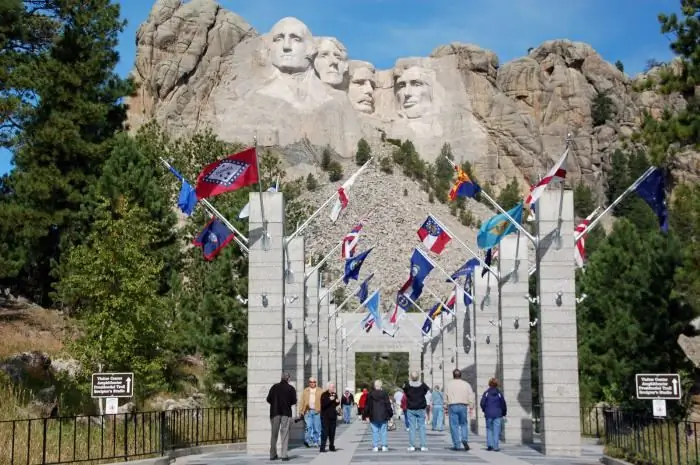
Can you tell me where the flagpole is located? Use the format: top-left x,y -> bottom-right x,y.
575,166 -> 656,241
554,136 -> 573,249
428,213 -> 499,280
158,157 -> 250,253
285,158 -> 374,245
253,137 -> 270,250
445,158 -> 536,245
328,272 -> 376,318
304,240 -> 343,281
319,275 -> 346,303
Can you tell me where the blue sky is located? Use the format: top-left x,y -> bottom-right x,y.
0,0 -> 681,176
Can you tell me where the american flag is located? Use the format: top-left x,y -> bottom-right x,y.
341,223 -> 363,259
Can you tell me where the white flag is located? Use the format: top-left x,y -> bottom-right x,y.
525,147 -> 570,205
574,209 -> 599,268
329,158 -> 372,223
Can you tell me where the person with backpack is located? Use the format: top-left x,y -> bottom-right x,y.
479,377 -> 507,452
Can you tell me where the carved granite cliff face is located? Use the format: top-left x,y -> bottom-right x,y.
127,0 -> 688,193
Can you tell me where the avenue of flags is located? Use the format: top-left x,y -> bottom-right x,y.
159,134 -> 671,348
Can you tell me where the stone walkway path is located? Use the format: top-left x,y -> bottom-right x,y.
177,420 -> 603,465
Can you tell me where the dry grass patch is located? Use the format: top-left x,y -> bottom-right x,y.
0,304 -> 73,358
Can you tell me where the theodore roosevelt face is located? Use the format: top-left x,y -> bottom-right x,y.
348,65 -> 375,113
269,18 -> 314,74
395,66 -> 433,118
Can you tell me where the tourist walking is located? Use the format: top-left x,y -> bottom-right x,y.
425,387 -> 432,425
341,388 -> 354,424
299,377 -> 322,447
266,373 -> 297,462
431,385 -> 445,431
364,379 -> 392,452
402,371 -> 430,452
393,388 -> 404,420
401,391 -> 409,430
444,368 -> 475,451
480,378 -> 507,451
358,388 -> 369,422
320,382 -> 341,452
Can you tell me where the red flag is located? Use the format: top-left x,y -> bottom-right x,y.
574,210 -> 597,268
195,147 -> 259,200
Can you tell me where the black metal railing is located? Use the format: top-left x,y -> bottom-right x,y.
0,407 -> 246,465
532,405 -> 700,465
532,404 -> 604,437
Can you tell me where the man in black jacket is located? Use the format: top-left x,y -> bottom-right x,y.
403,371 -> 430,452
267,373 -> 297,461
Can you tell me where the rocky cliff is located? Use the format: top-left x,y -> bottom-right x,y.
126,0 -> 689,199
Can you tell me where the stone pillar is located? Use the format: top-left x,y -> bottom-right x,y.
318,286 -> 330,385
454,286 -> 476,389
304,268 -> 320,383
473,265 -> 500,435
283,237 -> 306,395
536,189 -> 581,456
498,235 -> 533,444
423,334 -> 433,384
409,347 -> 422,376
347,349 -> 356,393
329,305 -> 338,388
246,192 -> 285,454
441,311 -> 456,391
334,315 -> 343,389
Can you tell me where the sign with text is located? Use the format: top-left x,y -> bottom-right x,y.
91,373 -> 134,398
635,373 -> 681,400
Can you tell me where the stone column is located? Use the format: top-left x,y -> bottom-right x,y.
536,189 -> 581,456
473,265 -> 500,435
304,268 -> 320,383
409,347 -> 422,376
498,235 -> 533,444
423,338 -> 433,385
283,237 -> 306,395
347,349 -> 356,393
318,285 -> 330,385
440,311 -> 457,391
329,305 -> 338,388
246,192 -> 285,454
454,286 -> 476,389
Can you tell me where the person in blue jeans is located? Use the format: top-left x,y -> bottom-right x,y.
444,368 -> 475,451
480,377 -> 507,452
431,385 -> 444,431
402,371 -> 429,451
340,388 -> 354,424
364,379 -> 393,451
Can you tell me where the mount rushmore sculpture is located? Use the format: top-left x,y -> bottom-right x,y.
128,0 -> 687,191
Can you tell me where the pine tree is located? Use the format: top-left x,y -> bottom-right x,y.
355,138 -> 371,166
577,219 -> 692,407
496,177 -> 522,210
0,0 -> 134,303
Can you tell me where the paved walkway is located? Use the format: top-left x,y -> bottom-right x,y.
176,420 -> 603,465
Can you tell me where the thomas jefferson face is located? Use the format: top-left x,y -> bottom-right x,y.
269,18 -> 313,74
348,66 -> 375,113
395,66 -> 432,118
314,38 -> 348,86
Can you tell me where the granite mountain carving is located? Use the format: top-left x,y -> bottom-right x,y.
127,0 -> 692,197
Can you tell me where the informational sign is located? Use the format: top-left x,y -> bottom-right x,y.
635,373 -> 681,400
91,373 -> 134,398
105,397 -> 119,415
652,399 -> 667,417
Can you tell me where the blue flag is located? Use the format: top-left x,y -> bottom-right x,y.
168,166 -> 198,216
409,248 -> 434,299
364,291 -> 381,329
343,248 -> 373,284
477,203 -> 524,249
635,168 -> 668,233
356,273 -> 374,303
448,258 -> 479,281
193,217 -> 234,260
